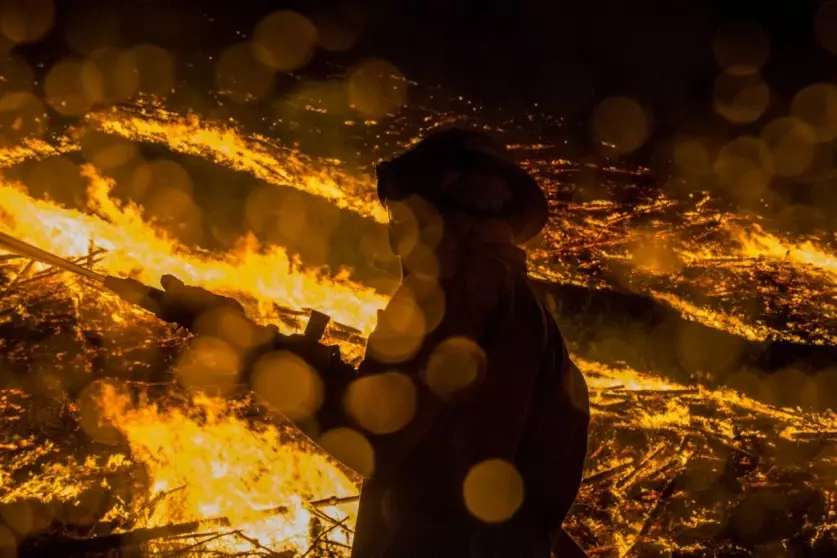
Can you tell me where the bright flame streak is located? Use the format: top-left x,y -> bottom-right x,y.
86,107 -> 388,223
3,97 -> 837,556
732,222 -> 837,278
577,357 -> 685,392
96,383 -> 359,554
0,166 -> 388,335
0,137 -> 78,169
649,290 -> 777,343
73,104 -> 837,347
579,357 -> 837,441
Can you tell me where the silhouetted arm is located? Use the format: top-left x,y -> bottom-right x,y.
349,259 -> 514,473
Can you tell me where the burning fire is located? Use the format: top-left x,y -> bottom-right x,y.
93,381 -> 359,554
2,100 -> 837,555
7,101 -> 837,346
0,164 -> 387,337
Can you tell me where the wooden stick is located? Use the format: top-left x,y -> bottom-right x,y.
300,516 -> 351,558
20,505 -> 290,557
0,259 -> 33,297
20,519 -> 206,557
309,495 -> 360,508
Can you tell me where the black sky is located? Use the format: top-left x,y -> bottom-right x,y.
14,0 -> 837,157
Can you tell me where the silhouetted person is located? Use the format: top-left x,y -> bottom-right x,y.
159,128 -> 589,557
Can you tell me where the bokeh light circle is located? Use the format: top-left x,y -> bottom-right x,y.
462,458 -> 524,523
713,71 -> 770,124
591,96 -> 649,154
712,21 -> 770,75
0,0 -> 54,44
252,10 -> 318,72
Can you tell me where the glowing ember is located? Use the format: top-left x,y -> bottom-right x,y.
0,166 -> 387,336
6,101 -> 837,347
2,98 -> 837,556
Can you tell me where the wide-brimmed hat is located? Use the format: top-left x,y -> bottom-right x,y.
375,127 -> 549,243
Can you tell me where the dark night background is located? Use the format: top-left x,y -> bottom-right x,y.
10,0 -> 837,161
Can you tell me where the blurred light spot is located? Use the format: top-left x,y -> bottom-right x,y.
76,379 -> 129,445
346,371 -> 416,434
318,427 -> 375,477
0,501 -> 32,536
629,233 -> 683,275
718,136 -> 773,172
86,48 -> 140,103
0,92 -> 46,142
713,71 -> 769,124
386,198 -> 421,257
252,350 -> 323,420
360,229 -> 397,268
260,189 -> 337,265
139,158 -> 193,194
802,368 -> 837,410
761,367 -> 808,408
252,10 -> 318,71
0,525 -> 15,557
714,136 -> 773,203
404,275 -> 445,333
0,0 -> 54,44
347,59 -> 407,119
193,306 -> 266,351
591,97 -> 648,154
136,158 -> 199,239
727,370 -> 762,399
675,322 -> 743,376
128,44 -> 175,96
275,191 -> 309,240
274,79 -> 347,119
44,59 -> 103,116
0,55 -> 34,96
145,187 -> 202,243
80,131 -> 138,170
590,326 -> 633,364
128,160 -> 153,201
64,7 -> 119,54
243,185 -> 280,235
314,15 -> 361,52
398,199 -> 445,278
366,285 -> 427,364
26,156 -> 83,204
402,240 -> 440,280
775,203 -> 825,234
426,337 -> 485,396
215,42 -> 276,103
730,494 -> 769,541
761,117 -> 817,177
800,142 -> 835,185
174,336 -> 241,396
673,138 -> 710,176
679,457 -> 724,492
790,83 -> 837,142
814,1 -> 837,56
712,21 -> 770,75
462,459 -> 524,523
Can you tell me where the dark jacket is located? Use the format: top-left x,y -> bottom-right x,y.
316,230 -> 589,558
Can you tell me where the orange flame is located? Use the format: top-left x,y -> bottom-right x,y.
0,166 -> 387,336
94,381 -> 359,554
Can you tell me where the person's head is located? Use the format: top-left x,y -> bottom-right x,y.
375,127 -> 548,256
